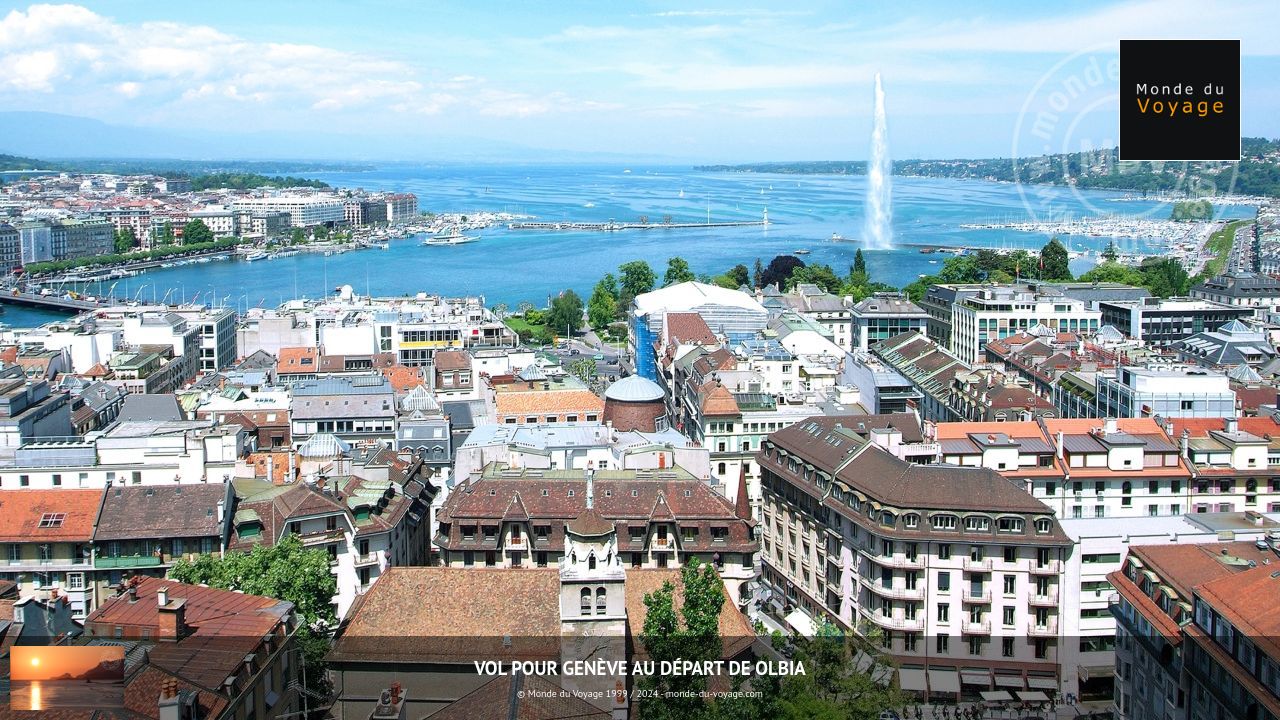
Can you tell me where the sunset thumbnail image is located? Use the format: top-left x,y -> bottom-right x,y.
9,645 -> 125,711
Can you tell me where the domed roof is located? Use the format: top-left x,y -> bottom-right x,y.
604,375 -> 664,403
298,433 -> 351,459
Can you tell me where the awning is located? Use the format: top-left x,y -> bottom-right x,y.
928,668 -> 961,694
898,667 -> 928,692
1017,690 -> 1050,702
1026,677 -> 1058,690
980,690 -> 1013,702
960,669 -> 990,685
784,609 -> 816,638
994,674 -> 1023,688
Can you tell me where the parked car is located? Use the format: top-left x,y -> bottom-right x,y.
592,353 -> 604,360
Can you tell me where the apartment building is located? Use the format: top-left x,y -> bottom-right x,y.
773,283 -> 856,351
231,195 -> 345,227
850,293 -> 929,352
1169,416 -> 1280,514
0,417 -> 243,489
384,193 -> 419,223
83,576 -> 301,720
289,375 -> 397,446
1099,297 -> 1252,346
872,331 -> 970,422
950,285 -> 1101,364
0,222 -> 21,272
0,489 -> 100,617
1191,270 -> 1280,317
759,416 -> 1073,698
229,451 -> 434,618
0,364 -> 74,462
1109,541 -> 1280,720
433,464 -> 759,605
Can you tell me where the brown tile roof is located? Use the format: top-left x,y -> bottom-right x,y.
329,567 -> 756,665
0,489 -> 102,542
495,390 -> 604,418
380,364 -> 425,393
124,664 -> 230,720
245,450 -> 296,485
1195,564 -> 1280,660
429,673 -> 610,720
1169,416 -> 1280,438
83,362 -> 113,378
329,567 -> 563,664
276,347 -> 316,374
698,381 -> 739,416
566,507 -> 614,536
94,484 -> 226,542
665,312 -> 718,346
434,349 -> 473,371
86,577 -> 292,691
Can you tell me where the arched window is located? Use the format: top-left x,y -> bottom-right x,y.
1247,479 -> 1258,492
1122,482 -> 1132,494
580,587 -> 591,615
596,588 -> 607,615
588,554 -> 597,571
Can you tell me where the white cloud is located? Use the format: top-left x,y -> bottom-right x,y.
115,81 -> 140,98
0,50 -> 60,91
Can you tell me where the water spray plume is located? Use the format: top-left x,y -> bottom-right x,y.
863,73 -> 893,250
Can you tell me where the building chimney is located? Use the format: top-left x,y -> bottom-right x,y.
1225,417 -> 1239,434
1180,429 -> 1190,459
1055,430 -> 1064,460
585,464 -> 595,510
158,594 -> 187,642
216,498 -> 225,524
369,682 -> 409,720
128,585 -> 138,603
1103,418 -> 1118,435
157,586 -> 168,607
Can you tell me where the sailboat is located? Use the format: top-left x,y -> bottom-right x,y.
679,189 -> 685,198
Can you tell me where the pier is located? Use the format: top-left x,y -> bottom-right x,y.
508,213 -> 769,233
0,289 -> 105,313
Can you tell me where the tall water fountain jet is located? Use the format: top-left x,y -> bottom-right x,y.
863,73 -> 893,250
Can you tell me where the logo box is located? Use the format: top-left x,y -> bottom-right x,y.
1119,39 -> 1240,161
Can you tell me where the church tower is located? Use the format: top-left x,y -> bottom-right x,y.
559,466 -> 628,720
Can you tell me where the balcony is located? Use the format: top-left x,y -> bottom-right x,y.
506,536 -> 526,550
1029,560 -> 1062,575
1028,618 -> 1059,636
868,613 -> 924,631
963,588 -> 992,603
651,537 -> 675,552
6,558 -> 93,570
864,579 -> 925,601
299,529 -> 345,547
1029,592 -> 1059,607
861,548 -> 924,569
96,555 -> 164,569
353,552 -> 381,567
963,557 -> 993,571
961,619 -> 992,634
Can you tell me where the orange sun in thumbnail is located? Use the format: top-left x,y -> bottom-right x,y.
30,656 -> 40,667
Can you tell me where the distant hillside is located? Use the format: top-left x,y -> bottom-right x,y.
697,138 -> 1280,197
0,153 -> 48,171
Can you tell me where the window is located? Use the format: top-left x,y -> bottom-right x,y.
19,475 -> 29,487
936,635 -> 949,655
937,571 -> 950,592
938,543 -> 951,560
596,588 -> 607,615
1002,575 -> 1016,595
1003,546 -> 1017,563
537,552 -> 547,567
51,474 -> 61,487
1034,518 -> 1051,534
1003,607 -> 1015,626
37,513 -> 65,528
1002,637 -> 1015,657
485,551 -> 496,567
580,588 -> 592,616
937,603 -> 950,622
964,516 -> 990,532
996,517 -> 1024,533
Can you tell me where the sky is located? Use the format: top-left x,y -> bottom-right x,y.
10,645 -> 123,681
0,1 -> 1278,162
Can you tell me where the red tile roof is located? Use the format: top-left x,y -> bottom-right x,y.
380,364 -> 424,393
665,312 -> 718,346
276,347 -> 317,374
0,489 -> 102,542
433,349 -> 472,371
1169,416 -> 1280,438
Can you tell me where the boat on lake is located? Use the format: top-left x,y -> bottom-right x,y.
424,229 -> 479,246
243,251 -> 268,262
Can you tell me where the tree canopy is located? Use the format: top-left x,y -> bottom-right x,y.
546,289 -> 585,336
1039,238 -> 1072,281
588,274 -> 620,329
181,218 -> 214,246
664,256 -> 696,286
758,255 -> 806,290
619,260 -> 657,299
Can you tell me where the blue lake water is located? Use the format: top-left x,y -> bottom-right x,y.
5,165 -> 1255,327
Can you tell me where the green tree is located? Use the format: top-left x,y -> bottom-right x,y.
789,263 -> 842,293
588,275 -> 619,329
1140,257 -> 1191,297
169,534 -> 337,705
619,260 -> 657,298
290,227 -> 306,245
1039,238 -> 1072,281
853,249 -> 867,276
759,255 -> 806,289
663,256 -> 696,286
182,219 -> 214,246
158,222 -> 176,246
113,228 -> 137,254
770,623 -> 907,719
1102,240 -> 1119,262
546,289 -> 585,336
313,225 -> 330,241
752,258 -> 764,288
492,302 -> 509,318
567,357 -> 597,385
637,559 -> 725,720
725,264 -> 750,288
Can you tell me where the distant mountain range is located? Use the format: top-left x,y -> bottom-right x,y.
0,111 -> 677,165
696,138 -> 1280,198
50,658 -> 124,682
